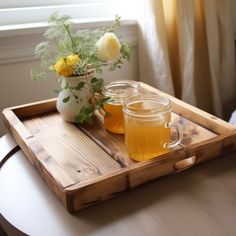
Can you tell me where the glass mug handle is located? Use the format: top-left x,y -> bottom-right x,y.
164,122 -> 183,148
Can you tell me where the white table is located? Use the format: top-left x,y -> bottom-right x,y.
1,133 -> 236,236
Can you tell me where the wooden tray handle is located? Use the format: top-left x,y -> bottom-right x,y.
174,156 -> 197,172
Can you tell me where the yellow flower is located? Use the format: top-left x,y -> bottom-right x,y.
54,54 -> 80,77
96,32 -> 121,61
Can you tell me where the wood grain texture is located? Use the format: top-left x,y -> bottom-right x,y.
79,112 -> 132,167
23,112 -> 122,185
2,82 -> 236,213
6,98 -> 57,118
2,109 -> 69,208
171,113 -> 217,146
140,82 -> 236,134
2,110 -> 33,140
79,111 -> 217,166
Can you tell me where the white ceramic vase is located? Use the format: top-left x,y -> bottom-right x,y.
56,72 -> 94,123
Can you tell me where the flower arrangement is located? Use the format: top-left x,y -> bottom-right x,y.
31,13 -> 131,123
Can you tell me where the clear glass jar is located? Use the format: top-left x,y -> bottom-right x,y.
123,94 -> 183,161
103,80 -> 140,134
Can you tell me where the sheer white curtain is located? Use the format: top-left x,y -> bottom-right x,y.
138,0 -> 236,118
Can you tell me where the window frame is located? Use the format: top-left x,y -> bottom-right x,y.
0,1 -> 138,65
0,0 -> 137,27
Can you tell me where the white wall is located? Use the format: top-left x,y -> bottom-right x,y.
0,22 -> 138,137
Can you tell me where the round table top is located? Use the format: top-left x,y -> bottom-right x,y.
1,133 -> 236,236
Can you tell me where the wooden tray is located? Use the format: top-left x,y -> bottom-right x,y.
2,82 -> 236,213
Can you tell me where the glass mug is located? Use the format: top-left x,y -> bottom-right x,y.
123,94 -> 183,161
103,80 -> 140,134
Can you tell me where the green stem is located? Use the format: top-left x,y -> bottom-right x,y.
53,37 -> 61,53
93,62 -> 113,68
63,23 -> 77,54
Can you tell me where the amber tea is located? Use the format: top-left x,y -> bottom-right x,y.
103,80 -> 140,134
103,103 -> 124,134
123,95 -> 182,161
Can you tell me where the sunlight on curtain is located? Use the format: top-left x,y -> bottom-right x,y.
162,0 -> 181,99
138,0 -> 175,96
138,0 -> 236,118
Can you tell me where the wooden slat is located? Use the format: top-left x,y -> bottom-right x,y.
2,110 -> 33,140
7,98 -> 57,118
2,109 -> 70,208
27,140 -> 77,188
64,150 -> 197,212
79,112 -> 133,167
23,112 -> 122,185
3,110 -> 79,188
66,171 -> 129,212
171,113 -> 217,146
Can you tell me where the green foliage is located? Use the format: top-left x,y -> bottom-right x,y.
74,81 -> 85,90
31,13 -> 131,124
90,77 -> 104,94
63,95 -> 70,103
120,43 -> 132,61
75,105 -> 94,124
32,13 -> 131,80
31,70 -> 47,81
95,97 -> 112,109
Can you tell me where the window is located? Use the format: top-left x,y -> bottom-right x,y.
0,0 -> 138,26
0,0 -> 138,65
